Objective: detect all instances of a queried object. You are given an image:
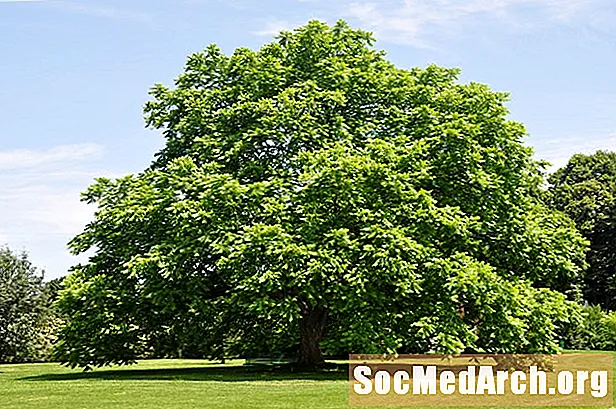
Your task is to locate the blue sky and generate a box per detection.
[1,0,615,279]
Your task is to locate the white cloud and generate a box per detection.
[0,143,109,278]
[0,143,102,170]
[253,18,294,36]
[47,1,155,25]
[533,130,616,172]
[0,0,156,25]
[344,0,609,46]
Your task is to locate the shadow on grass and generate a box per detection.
[21,363,348,382]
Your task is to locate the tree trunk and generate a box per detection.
[298,302,328,368]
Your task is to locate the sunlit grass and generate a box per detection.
[0,353,613,409]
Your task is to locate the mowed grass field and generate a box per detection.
[0,359,348,409]
[0,353,613,409]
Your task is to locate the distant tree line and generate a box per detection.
[547,151,616,350]
[0,246,62,363]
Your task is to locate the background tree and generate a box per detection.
[0,246,55,362]
[56,20,587,369]
[548,150,616,310]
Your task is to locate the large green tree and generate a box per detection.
[57,21,587,368]
[548,150,616,310]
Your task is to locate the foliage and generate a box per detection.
[564,304,616,351]
[0,246,56,363]
[57,20,588,368]
[548,150,616,309]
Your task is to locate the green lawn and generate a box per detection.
[0,359,349,409]
[0,354,613,409]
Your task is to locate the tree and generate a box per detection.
[56,20,587,369]
[548,150,616,310]
[0,246,54,362]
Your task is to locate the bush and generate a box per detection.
[564,304,616,350]
[599,311,616,350]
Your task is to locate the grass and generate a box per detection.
[0,359,349,409]
[0,353,613,409]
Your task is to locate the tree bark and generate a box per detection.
[297,301,328,368]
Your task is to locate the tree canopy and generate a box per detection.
[548,150,616,310]
[57,20,587,368]
[0,246,55,363]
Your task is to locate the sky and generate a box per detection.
[0,0,615,280]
